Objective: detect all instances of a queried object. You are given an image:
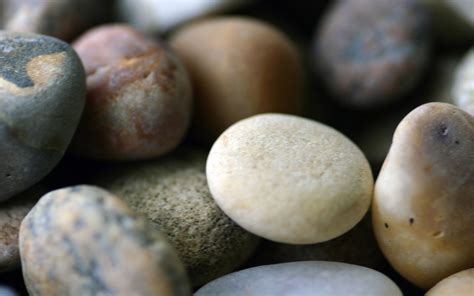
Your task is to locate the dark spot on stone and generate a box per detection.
[69,186,82,193]
[5,173,10,178]
[0,34,68,88]
[74,217,86,230]
[455,140,460,145]
[437,124,449,138]
[409,218,414,225]
[384,223,389,229]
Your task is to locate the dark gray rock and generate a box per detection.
[0,32,85,202]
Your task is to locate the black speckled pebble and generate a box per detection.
[19,185,191,296]
[0,32,86,202]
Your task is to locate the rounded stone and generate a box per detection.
[313,0,430,107]
[252,215,386,271]
[195,261,403,296]
[117,0,254,33]
[0,185,46,271]
[71,24,192,160]
[94,149,260,287]
[206,113,373,244]
[373,103,474,289]
[0,32,86,201]
[427,269,474,296]
[0,286,17,296]
[452,48,474,115]
[3,0,114,41]
[19,185,191,296]
[170,17,304,140]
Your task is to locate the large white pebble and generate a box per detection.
[206,114,373,244]
[195,261,402,296]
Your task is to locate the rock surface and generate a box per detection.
[94,149,260,287]
[71,25,192,160]
[196,261,403,296]
[0,32,86,201]
[314,0,430,107]
[171,17,304,140]
[0,185,46,271]
[19,185,191,296]
[3,0,114,41]
[206,114,373,244]
[373,103,474,289]
[427,268,474,296]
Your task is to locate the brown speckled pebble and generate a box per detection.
[19,185,191,296]
[71,24,192,160]
[0,185,46,271]
[94,149,260,287]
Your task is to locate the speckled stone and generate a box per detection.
[3,0,114,41]
[117,0,254,33]
[19,185,191,296]
[207,114,373,244]
[427,268,474,296]
[252,215,387,271]
[94,149,260,287]
[196,261,403,296]
[373,103,474,289]
[0,32,86,201]
[71,25,192,160]
[452,48,474,115]
[314,0,430,107]
[0,185,46,271]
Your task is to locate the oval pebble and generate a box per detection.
[373,103,474,289]
[427,268,474,296]
[19,185,191,296]
[0,32,86,201]
[0,185,46,271]
[71,24,192,160]
[452,48,474,115]
[207,114,373,244]
[195,261,402,296]
[94,149,260,287]
[313,0,430,107]
[171,17,305,140]
[3,0,113,41]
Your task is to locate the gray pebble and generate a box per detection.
[0,32,86,201]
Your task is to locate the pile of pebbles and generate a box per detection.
[1,0,473,295]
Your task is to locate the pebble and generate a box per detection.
[117,0,254,33]
[252,215,386,271]
[171,17,305,140]
[3,0,114,41]
[19,185,191,296]
[452,48,474,115]
[94,149,260,287]
[314,0,430,107]
[0,286,17,296]
[206,114,373,244]
[373,103,474,289]
[427,268,474,296]
[195,261,403,296]
[0,32,86,201]
[0,185,46,271]
[71,24,192,160]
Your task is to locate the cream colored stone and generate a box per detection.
[373,103,474,289]
[427,269,474,296]
[207,114,373,244]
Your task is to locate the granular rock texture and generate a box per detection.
[95,149,260,287]
[0,32,86,201]
[19,185,191,296]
